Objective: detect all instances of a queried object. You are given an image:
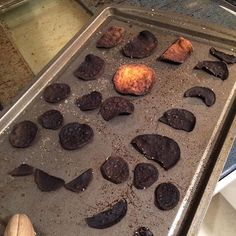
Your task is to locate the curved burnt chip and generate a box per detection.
[86,199,127,229]
[159,108,196,132]
[76,91,102,111]
[184,86,216,107]
[123,30,158,59]
[74,54,105,81]
[101,156,129,184]
[194,60,229,80]
[210,47,236,64]
[38,110,63,130]
[34,169,65,192]
[133,163,158,189]
[59,122,94,150]
[96,26,125,48]
[43,83,71,103]
[100,96,134,121]
[131,134,180,170]
[9,120,38,148]
[9,164,34,177]
[65,168,93,193]
[134,227,154,236]
[155,182,180,210]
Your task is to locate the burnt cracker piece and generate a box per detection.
[59,122,93,150]
[101,156,129,184]
[34,169,65,192]
[159,108,196,132]
[38,110,63,130]
[96,26,125,49]
[9,121,38,148]
[123,30,158,59]
[134,227,154,236]
[131,134,180,170]
[155,182,180,210]
[100,96,134,121]
[184,86,216,107]
[210,47,236,64]
[86,199,127,229]
[9,164,34,177]
[195,60,229,80]
[65,168,93,193]
[133,163,158,189]
[74,54,105,81]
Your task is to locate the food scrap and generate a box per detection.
[38,110,63,130]
[210,47,236,64]
[9,164,34,177]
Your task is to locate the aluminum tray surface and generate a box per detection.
[0,7,235,236]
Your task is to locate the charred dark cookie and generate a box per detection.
[159,108,196,132]
[155,182,180,210]
[86,199,127,229]
[134,227,154,236]
[131,134,180,170]
[184,86,216,107]
[64,168,93,193]
[194,60,229,80]
[9,121,38,148]
[38,110,63,130]
[210,47,236,64]
[8,164,34,177]
[59,122,93,150]
[96,26,125,48]
[74,54,105,81]
[123,30,158,58]
[76,91,102,111]
[100,96,134,121]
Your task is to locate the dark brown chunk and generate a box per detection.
[123,30,157,59]
[74,54,105,81]
[184,86,216,107]
[64,168,93,193]
[133,163,158,189]
[9,121,38,148]
[86,199,127,229]
[96,26,125,48]
[38,110,63,130]
[210,47,236,64]
[101,156,129,184]
[159,108,196,132]
[76,91,102,111]
[8,164,34,177]
[59,122,93,150]
[155,182,180,210]
[131,134,180,170]
[100,96,134,121]
[34,169,65,192]
[0,102,3,111]
[194,60,229,80]
[134,227,154,236]
[43,83,71,103]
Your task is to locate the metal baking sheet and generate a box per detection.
[0,7,236,236]
[0,0,29,13]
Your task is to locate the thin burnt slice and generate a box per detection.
[64,168,93,193]
[194,60,229,80]
[38,110,63,130]
[34,169,65,192]
[131,134,180,170]
[0,102,3,111]
[123,30,158,59]
[74,54,105,81]
[159,108,196,132]
[9,164,34,177]
[184,86,216,107]
[134,227,154,236]
[86,199,127,229]
[210,47,236,64]
[100,96,134,121]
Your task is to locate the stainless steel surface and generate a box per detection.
[0,7,235,236]
[0,0,29,13]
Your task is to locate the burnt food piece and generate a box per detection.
[210,47,236,64]
[0,102,3,111]
[9,164,34,177]
[134,227,154,236]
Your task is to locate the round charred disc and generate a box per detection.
[59,122,94,150]
[43,83,71,103]
[131,134,180,170]
[210,47,236,64]
[100,96,134,121]
[155,182,180,210]
[184,86,216,107]
[38,109,63,130]
[134,227,154,236]
[9,120,38,148]
[34,169,65,192]
[133,163,158,189]
[74,54,105,81]
[159,108,196,132]
[86,199,127,229]
[123,30,158,58]
[101,156,129,184]
[76,91,102,111]
[9,164,34,177]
